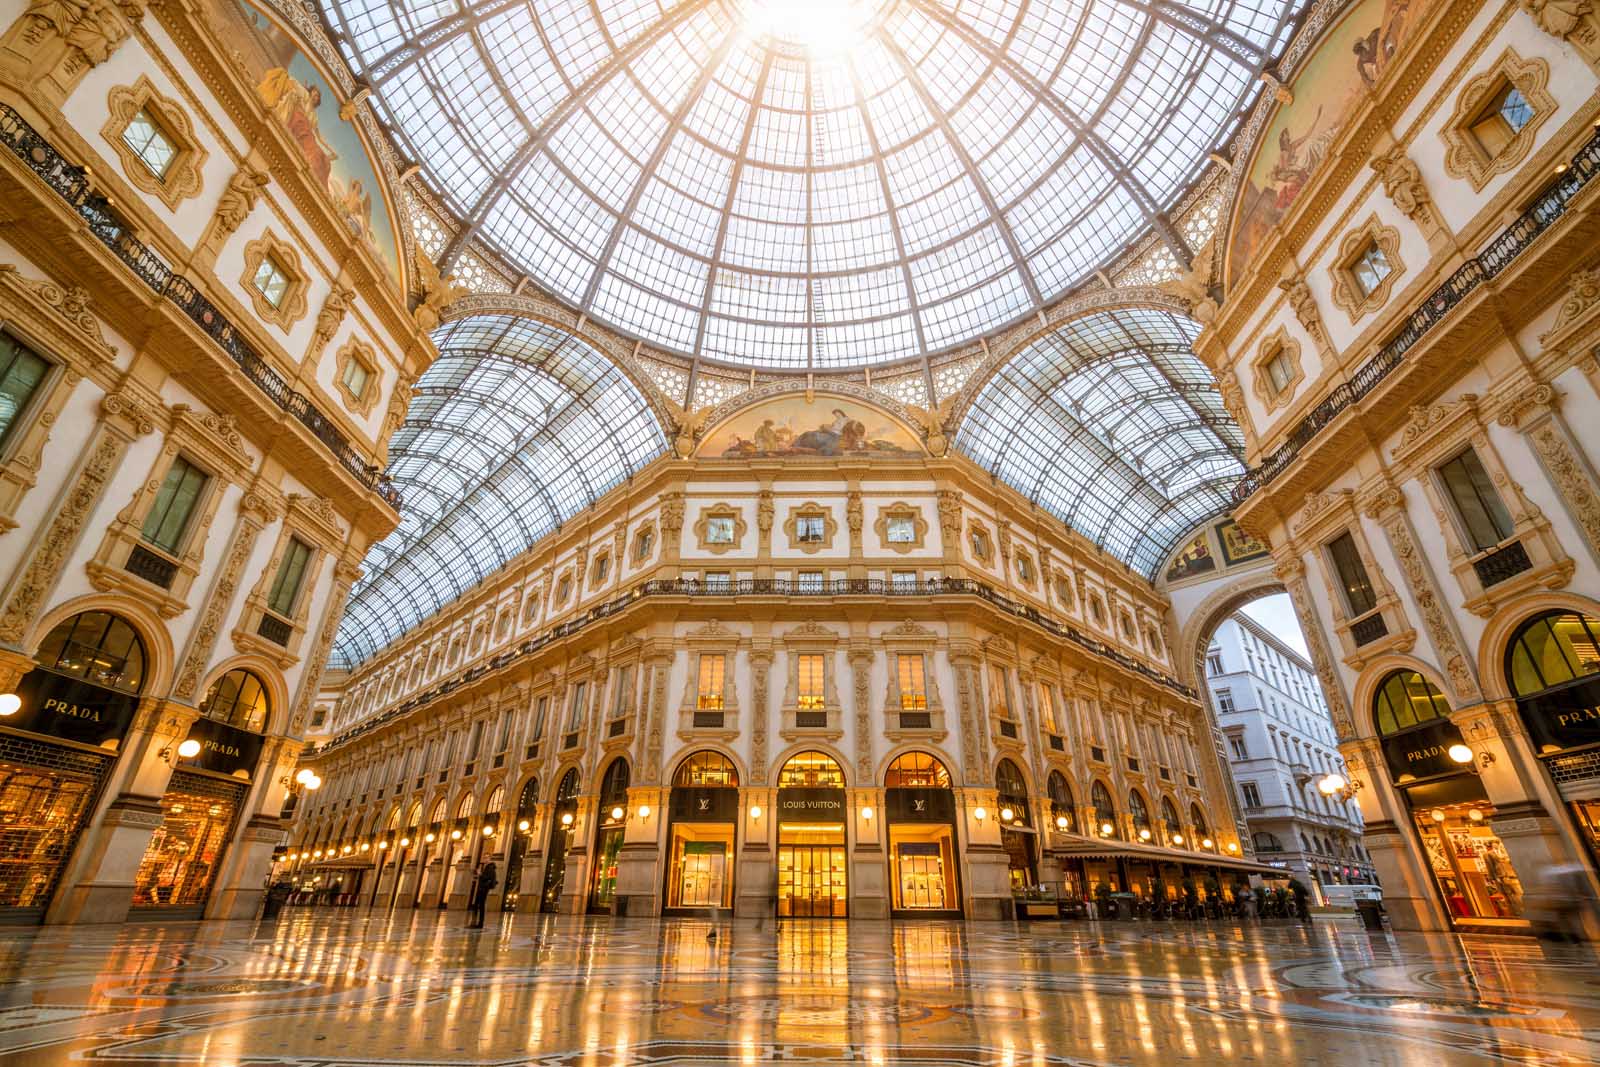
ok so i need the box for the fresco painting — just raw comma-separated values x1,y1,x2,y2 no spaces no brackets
213,0,403,287
1226,0,1432,285
1216,519,1271,566
1164,531,1218,583
699,396,924,459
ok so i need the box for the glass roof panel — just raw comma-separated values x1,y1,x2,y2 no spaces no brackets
955,308,1244,577
329,0,1307,368
330,315,669,667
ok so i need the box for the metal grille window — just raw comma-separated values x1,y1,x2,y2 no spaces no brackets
0,334,49,453
140,456,206,555
797,654,825,711
1438,448,1514,553
131,772,246,910
267,537,313,617
696,655,725,711
1326,532,1377,618
897,654,926,711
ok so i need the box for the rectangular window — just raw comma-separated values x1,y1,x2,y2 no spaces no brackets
1037,682,1057,732
593,555,610,583
267,537,313,617
1265,348,1294,395
897,653,926,710
566,681,587,730
891,570,917,592
1206,652,1224,675
796,515,825,543
1229,736,1248,760
1351,242,1392,297
1326,532,1377,617
122,108,177,177
531,696,548,740
797,570,823,593
140,456,207,554
697,654,725,710
705,571,731,592
706,516,734,544
797,653,825,710
467,720,484,760
1470,83,1533,158
1241,782,1262,807
495,711,512,752
252,255,291,308
1215,688,1235,713
613,664,632,716
0,335,50,452
886,516,916,543
1438,448,1514,553
340,357,370,400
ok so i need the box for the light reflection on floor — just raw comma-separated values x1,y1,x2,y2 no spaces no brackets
0,910,1593,1065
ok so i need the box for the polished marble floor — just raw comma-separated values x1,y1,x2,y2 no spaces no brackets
0,909,1593,1066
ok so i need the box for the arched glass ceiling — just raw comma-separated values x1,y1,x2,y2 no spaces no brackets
328,0,1305,368
956,307,1243,576
331,315,668,666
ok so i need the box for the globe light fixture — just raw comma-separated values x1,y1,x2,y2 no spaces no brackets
450,829,462,840
1000,807,1014,822
1468,808,1484,822
295,768,315,785
1100,821,1114,837
176,738,201,759
1201,838,1214,850
1055,815,1068,829
400,837,411,847
1138,828,1151,841
1431,809,1446,823
638,805,651,819
0,693,20,716
611,806,624,820
359,842,370,851
424,832,436,843
377,840,387,850
483,825,495,836
1318,773,1347,796
517,819,530,832
973,806,987,822
560,812,574,826
1172,834,1184,845
1227,842,1240,854
861,806,873,820
749,805,762,819
1447,743,1474,765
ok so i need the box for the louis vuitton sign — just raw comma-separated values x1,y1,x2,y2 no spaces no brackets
886,787,956,823
669,786,738,823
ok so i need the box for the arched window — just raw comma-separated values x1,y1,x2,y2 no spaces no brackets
996,759,1027,803
34,611,147,694
779,750,844,788
1373,669,1452,735
598,759,630,810
554,767,580,804
1090,780,1117,837
455,794,474,822
1047,771,1075,831
387,805,402,830
885,751,950,788
1506,610,1600,697
1128,789,1151,835
1190,803,1209,840
199,668,269,731
516,777,539,815
1159,797,1181,839
484,786,504,815
1253,831,1282,852
406,802,423,829
428,798,447,826
674,750,738,787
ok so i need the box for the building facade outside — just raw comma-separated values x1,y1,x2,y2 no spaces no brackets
1206,614,1377,887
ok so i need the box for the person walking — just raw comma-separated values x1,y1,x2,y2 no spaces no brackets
468,861,497,928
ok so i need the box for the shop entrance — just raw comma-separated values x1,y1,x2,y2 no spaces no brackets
885,752,961,916
996,759,1038,891
665,751,739,913
778,839,846,917
541,768,580,912
587,759,629,913
776,751,848,919
130,772,247,919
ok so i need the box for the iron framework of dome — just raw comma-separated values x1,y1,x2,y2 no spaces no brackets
327,0,1304,368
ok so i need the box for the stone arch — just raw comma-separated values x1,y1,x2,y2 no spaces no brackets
667,744,747,787
993,754,1034,794
771,742,852,787
1474,589,1600,703
1173,566,1284,691
1351,653,1458,740
28,592,176,697
875,742,959,786
195,654,290,736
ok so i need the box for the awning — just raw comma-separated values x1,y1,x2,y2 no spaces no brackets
1048,839,1280,875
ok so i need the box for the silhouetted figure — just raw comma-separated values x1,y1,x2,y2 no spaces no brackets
468,861,497,928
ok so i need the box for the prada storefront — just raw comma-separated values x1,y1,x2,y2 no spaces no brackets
1376,670,1527,930
776,751,847,918
884,751,961,915
1,612,145,921
131,668,268,919
664,751,738,913
1506,610,1600,868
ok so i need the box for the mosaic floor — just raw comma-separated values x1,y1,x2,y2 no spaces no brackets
0,910,1593,1066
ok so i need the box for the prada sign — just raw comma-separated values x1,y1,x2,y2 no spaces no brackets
669,786,738,823
886,787,955,823
1518,674,1600,755
10,668,139,749
777,786,846,822
181,715,265,779
1382,719,1468,784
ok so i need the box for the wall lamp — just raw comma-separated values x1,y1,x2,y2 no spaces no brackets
0,692,19,716
282,767,323,791
159,737,201,764
972,806,987,822
1448,743,1496,770
1317,773,1363,801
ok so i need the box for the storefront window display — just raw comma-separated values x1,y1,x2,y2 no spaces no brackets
588,759,630,912
666,751,738,912
777,751,847,918
131,774,246,909
885,752,960,914
996,759,1036,891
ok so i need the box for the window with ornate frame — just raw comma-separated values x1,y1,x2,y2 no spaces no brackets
780,623,842,738
1015,550,1036,586
240,232,309,332
694,504,746,554
334,339,379,416
879,620,944,739
1251,325,1303,413
1441,49,1555,192
590,552,611,587
783,502,838,554
1329,217,1404,323
875,503,927,553
632,522,656,563
101,76,207,210
967,521,993,563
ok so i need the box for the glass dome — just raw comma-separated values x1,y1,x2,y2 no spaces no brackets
328,0,1303,367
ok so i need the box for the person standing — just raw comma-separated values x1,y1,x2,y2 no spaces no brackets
468,861,497,928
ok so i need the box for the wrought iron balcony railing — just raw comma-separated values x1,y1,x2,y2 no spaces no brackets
1232,125,1600,505
317,574,1196,753
0,105,401,509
